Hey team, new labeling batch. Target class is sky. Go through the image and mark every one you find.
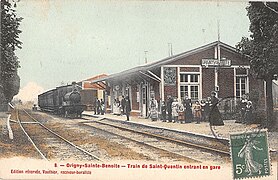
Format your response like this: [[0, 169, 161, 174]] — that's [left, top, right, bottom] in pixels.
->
[[14, 0, 251, 101]]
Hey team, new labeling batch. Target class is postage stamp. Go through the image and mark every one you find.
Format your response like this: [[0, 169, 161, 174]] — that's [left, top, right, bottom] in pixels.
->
[[230, 130, 271, 179]]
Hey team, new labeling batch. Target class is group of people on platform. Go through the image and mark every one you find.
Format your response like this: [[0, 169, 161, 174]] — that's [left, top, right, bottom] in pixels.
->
[[112, 95, 131, 121], [94, 98, 105, 115], [148, 91, 224, 126], [236, 94, 254, 124], [97, 92, 254, 125]]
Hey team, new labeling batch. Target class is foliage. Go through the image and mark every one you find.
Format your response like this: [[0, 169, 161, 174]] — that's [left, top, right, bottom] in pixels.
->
[[236, 2, 278, 80], [236, 2, 278, 128], [249, 89, 260, 110], [252, 110, 267, 124], [3, 73, 20, 102], [0, 0, 22, 105]]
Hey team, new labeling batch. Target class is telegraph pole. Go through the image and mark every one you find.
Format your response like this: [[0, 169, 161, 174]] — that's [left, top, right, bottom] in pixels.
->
[[215, 1, 221, 97]]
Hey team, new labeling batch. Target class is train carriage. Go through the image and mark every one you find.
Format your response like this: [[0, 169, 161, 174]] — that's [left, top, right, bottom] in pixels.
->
[[38, 82, 86, 118], [38, 89, 56, 112]]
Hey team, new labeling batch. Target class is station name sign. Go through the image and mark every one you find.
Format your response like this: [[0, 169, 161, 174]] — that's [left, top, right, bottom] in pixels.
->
[[201, 59, 231, 67]]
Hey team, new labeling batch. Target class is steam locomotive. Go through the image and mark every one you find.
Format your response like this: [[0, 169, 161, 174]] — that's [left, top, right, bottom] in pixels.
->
[[38, 82, 86, 118]]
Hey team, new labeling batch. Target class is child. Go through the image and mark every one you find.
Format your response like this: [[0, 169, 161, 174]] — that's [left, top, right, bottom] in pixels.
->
[[200, 100, 206, 122], [194, 101, 202, 124], [171, 98, 179, 123]]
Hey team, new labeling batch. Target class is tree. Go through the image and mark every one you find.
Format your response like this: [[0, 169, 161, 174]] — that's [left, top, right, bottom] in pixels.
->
[[0, 0, 22, 110], [236, 2, 278, 129]]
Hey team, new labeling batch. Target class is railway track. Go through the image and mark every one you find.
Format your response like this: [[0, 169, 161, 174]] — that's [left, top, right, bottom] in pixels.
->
[[83, 116, 230, 156], [16, 109, 102, 161], [81, 117, 230, 163]]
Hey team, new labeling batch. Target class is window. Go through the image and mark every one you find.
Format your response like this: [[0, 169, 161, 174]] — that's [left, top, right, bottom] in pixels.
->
[[190, 86, 199, 100], [235, 68, 249, 98], [180, 74, 199, 100], [190, 74, 198, 82], [236, 76, 247, 98], [180, 74, 188, 82], [180, 86, 188, 99]]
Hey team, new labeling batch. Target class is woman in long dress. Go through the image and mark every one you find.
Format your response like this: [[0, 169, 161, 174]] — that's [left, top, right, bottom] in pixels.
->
[[149, 97, 158, 121], [236, 94, 248, 123], [113, 98, 121, 115], [204, 97, 211, 121], [209, 91, 224, 126], [183, 95, 193, 123], [178, 103, 184, 123], [245, 101, 253, 124], [166, 96, 173, 123], [161, 101, 167, 122]]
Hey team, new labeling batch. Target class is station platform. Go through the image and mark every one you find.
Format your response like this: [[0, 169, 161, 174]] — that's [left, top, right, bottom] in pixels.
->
[[82, 111, 278, 151]]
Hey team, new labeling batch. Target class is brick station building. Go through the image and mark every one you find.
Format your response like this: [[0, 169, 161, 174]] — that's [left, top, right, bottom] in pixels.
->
[[92, 41, 265, 117], [77, 74, 108, 110]]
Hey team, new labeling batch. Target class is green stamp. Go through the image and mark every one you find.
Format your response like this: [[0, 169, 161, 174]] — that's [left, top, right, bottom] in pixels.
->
[[230, 130, 271, 179]]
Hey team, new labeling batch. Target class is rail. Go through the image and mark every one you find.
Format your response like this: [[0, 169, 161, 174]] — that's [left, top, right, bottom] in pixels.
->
[[83, 117, 230, 157], [17, 109, 102, 161], [16, 109, 48, 160]]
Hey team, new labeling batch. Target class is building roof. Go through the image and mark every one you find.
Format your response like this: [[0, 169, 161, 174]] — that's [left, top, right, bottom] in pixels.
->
[[80, 74, 108, 89], [90, 41, 241, 83], [80, 73, 108, 82]]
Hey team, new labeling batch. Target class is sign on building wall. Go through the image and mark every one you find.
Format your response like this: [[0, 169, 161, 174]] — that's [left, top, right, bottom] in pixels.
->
[[164, 67, 176, 85], [201, 59, 231, 67]]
